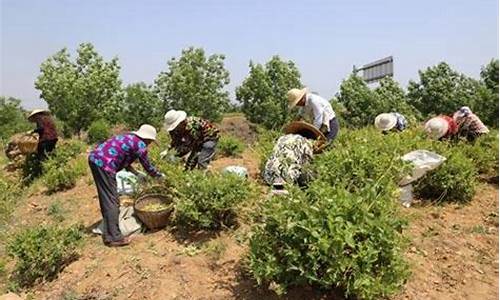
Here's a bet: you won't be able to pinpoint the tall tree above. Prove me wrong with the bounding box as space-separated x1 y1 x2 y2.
236 56 302 129
407 62 478 116
0 96 31 140
155 47 230 122
35 43 122 134
373 77 421 123
476 59 499 126
335 74 379 127
122 83 164 129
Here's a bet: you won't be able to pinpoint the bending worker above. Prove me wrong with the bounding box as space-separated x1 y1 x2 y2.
163 110 219 170
88 124 164 247
27 109 58 161
452 106 489 141
374 112 407 134
287 88 339 142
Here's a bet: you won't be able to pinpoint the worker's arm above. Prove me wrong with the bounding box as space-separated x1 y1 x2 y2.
137 149 163 178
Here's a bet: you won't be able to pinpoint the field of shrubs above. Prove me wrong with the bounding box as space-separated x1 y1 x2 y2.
0 119 497 299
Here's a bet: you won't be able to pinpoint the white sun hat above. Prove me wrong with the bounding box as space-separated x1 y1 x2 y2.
374 113 397 131
287 88 307 109
28 109 49 119
164 110 187 132
424 117 449 140
133 124 157 141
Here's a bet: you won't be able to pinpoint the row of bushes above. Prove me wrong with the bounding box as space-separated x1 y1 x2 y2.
246 127 498 299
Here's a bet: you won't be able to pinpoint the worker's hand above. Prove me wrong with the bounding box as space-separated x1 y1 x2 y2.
156 173 166 181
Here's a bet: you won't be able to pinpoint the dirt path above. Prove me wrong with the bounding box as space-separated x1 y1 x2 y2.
3 146 498 299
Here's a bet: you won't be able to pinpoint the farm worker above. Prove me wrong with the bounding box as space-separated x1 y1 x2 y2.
452 106 489 141
88 124 165 247
263 122 326 193
163 110 220 170
374 112 407 133
27 109 58 160
424 116 458 141
287 88 339 142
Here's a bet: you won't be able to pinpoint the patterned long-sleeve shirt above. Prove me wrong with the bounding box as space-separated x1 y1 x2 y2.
453 112 489 136
169 117 219 156
262 134 314 186
89 133 161 177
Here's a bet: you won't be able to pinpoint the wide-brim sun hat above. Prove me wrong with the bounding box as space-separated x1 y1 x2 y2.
28 109 49 119
133 124 157 141
424 117 449 140
456 106 472 118
164 110 187 132
374 113 397 131
284 121 327 153
287 88 307 109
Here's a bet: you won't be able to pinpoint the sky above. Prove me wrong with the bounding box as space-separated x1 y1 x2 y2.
1 0 498 109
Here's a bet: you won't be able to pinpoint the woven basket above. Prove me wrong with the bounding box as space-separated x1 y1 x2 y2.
17 134 38 154
134 194 173 230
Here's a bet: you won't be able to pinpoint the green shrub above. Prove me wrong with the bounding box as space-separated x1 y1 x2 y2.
41 140 86 193
254 128 281 172
0 97 31 142
414 150 477 203
248 181 409 299
0 177 23 228
87 119 110 145
217 135 245 157
456 131 498 179
174 171 256 230
7 225 84 287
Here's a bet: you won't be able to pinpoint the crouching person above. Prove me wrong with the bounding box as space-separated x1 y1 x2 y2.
88 124 165 247
374 112 407 134
424 115 458 141
163 110 220 170
453 106 489 141
263 122 326 194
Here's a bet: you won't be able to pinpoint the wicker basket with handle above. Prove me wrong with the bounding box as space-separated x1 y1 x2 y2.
134 194 173 230
16 133 39 154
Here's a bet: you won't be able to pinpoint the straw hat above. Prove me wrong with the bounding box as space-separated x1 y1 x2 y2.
28 109 49 119
287 88 307 109
424 117 449 140
133 124 157 141
284 121 327 153
164 110 187 132
374 113 397 131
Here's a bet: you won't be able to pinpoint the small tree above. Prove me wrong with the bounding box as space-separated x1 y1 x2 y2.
0 96 31 140
155 47 230 122
407 62 478 116
35 43 122 134
480 59 499 93
236 56 302 130
122 83 163 129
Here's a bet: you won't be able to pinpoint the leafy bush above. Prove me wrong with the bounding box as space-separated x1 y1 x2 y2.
0 177 23 228
87 119 110 145
254 128 281 172
41 140 86 193
460 131 498 178
7 225 84 287
218 135 245 157
174 171 257 230
414 150 477 203
248 181 409 299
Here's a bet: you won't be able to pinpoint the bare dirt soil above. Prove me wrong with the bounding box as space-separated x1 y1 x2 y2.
218 114 258 145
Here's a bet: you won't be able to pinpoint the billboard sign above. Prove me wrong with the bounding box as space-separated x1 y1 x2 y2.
354 56 394 83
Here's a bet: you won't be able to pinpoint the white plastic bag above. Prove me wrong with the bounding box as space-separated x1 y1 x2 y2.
92 206 143 236
116 170 138 195
399 150 446 186
222 165 248 178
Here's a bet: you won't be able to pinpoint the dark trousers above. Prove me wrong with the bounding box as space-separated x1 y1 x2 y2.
37 139 58 161
186 140 218 170
89 160 123 243
325 117 339 142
